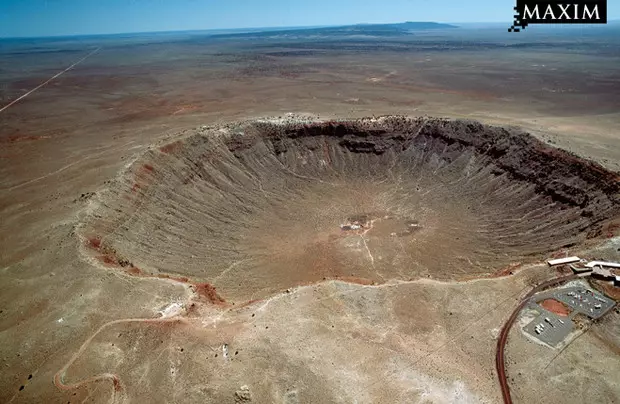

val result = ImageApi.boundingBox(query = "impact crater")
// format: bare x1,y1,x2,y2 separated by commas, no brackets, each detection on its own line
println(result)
78,117,620,301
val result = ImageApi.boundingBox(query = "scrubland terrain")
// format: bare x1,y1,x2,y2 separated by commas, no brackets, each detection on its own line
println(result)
1,24,619,403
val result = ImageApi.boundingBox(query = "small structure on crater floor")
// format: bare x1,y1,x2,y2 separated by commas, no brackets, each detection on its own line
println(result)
158,302,184,318
340,214,370,231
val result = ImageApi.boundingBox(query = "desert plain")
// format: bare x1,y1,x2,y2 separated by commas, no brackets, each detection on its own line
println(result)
1,23,619,403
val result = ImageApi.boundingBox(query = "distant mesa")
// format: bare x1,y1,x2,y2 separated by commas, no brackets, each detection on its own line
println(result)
358,21,459,30
210,21,458,39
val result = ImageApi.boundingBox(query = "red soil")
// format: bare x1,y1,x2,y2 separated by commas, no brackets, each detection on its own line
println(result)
539,299,571,317
142,164,154,172
99,255,117,265
112,377,122,392
193,283,226,305
238,298,262,307
488,262,522,278
84,235,231,308
0,134,51,143
88,237,102,250
593,280,620,300
125,266,143,276
131,183,141,192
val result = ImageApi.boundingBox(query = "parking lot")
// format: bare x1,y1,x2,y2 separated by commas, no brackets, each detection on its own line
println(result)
523,312,573,347
553,287,615,319
522,285,615,347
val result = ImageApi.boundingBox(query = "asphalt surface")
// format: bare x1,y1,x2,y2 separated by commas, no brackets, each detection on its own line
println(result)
495,274,579,404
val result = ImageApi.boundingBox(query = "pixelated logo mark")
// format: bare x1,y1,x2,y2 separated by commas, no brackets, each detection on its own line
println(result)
508,0,607,32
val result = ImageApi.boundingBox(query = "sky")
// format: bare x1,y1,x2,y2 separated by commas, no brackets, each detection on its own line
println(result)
1,0,619,38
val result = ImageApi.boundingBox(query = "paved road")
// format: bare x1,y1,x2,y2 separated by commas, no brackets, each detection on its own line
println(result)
495,274,579,404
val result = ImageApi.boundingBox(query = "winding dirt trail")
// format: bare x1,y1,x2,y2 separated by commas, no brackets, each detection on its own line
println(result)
52,316,188,403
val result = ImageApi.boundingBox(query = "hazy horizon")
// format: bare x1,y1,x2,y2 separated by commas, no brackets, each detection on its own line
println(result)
2,20,620,40
2,0,619,38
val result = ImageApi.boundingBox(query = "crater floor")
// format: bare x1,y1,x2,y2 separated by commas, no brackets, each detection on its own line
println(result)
79,117,620,301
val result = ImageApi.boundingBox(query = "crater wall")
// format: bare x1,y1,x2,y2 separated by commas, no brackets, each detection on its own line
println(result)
78,117,620,301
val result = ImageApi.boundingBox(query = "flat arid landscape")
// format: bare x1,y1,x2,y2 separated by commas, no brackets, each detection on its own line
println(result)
1,21,619,404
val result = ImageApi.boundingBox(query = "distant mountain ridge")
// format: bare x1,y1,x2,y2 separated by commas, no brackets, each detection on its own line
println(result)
356,21,458,30
210,21,458,39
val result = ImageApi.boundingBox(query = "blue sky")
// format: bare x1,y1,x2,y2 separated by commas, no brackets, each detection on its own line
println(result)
1,0,619,37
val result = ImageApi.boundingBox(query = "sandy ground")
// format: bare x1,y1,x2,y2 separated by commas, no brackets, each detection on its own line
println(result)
1,31,619,403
